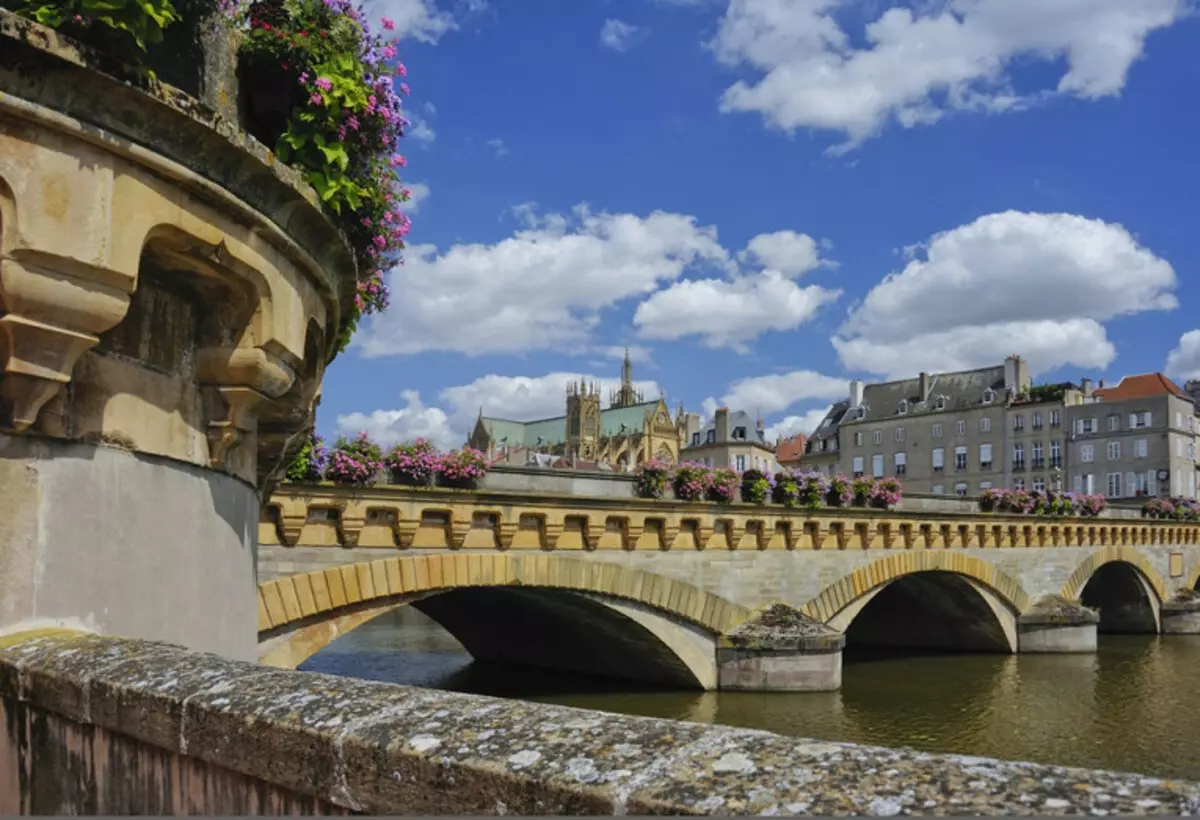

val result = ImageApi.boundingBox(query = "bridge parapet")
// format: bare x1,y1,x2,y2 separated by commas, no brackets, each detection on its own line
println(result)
6,631,1200,815
264,483,1200,553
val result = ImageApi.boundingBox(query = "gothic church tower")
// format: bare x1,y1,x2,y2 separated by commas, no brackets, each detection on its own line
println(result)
566,379,601,460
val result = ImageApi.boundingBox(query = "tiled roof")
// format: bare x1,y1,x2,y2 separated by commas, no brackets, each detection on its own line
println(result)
1093,373,1188,402
776,434,806,463
808,401,849,442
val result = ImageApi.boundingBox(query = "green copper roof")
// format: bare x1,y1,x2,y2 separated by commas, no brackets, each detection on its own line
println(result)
479,400,664,448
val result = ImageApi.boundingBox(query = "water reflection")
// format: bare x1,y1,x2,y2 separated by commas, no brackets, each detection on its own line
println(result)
301,607,1200,780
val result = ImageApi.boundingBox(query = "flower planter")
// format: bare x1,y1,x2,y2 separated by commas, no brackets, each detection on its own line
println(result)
980,500,996,513
436,476,478,491
389,470,431,487
238,52,305,149
852,495,869,507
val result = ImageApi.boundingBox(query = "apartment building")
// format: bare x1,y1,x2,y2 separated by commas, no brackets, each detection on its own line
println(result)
803,355,1097,496
680,408,780,474
1065,374,1198,500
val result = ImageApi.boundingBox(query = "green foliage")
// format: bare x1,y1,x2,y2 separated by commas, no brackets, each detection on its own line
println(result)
16,0,181,68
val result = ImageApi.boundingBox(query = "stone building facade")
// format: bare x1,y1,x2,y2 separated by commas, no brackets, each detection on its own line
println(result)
678,408,780,474
469,351,697,470
806,358,1200,500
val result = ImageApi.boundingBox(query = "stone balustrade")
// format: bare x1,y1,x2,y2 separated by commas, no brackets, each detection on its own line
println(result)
5,631,1200,815
263,482,1200,553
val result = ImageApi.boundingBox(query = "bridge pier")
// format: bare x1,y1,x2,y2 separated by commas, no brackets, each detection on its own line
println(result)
1160,598,1200,634
716,604,845,692
1016,596,1099,653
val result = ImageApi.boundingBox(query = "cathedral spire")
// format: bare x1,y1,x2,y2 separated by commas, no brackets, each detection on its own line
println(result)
622,347,632,387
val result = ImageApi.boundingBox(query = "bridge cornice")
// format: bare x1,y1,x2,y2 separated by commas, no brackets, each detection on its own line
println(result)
264,483,1200,552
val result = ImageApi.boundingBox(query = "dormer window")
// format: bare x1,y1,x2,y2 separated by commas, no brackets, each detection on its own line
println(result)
855,407,867,420
934,396,947,411
733,426,747,440
982,388,996,404
898,400,908,415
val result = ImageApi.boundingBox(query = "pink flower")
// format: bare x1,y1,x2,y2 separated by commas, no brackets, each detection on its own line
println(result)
315,76,333,91
381,16,394,29
310,92,324,105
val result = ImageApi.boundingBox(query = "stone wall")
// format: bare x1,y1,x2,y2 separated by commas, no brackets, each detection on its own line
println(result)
4,631,1199,815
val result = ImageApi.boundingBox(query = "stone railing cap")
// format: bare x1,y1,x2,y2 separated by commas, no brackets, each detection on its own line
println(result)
5,632,1200,815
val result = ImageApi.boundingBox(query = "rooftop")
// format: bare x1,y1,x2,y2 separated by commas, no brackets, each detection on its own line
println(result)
1093,373,1189,403
776,434,807,463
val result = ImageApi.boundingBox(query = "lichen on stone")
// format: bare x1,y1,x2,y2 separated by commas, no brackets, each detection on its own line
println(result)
1019,595,1100,626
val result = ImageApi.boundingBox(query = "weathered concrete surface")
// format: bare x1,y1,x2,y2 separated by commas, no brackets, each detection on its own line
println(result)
0,437,258,661
5,632,1200,816
717,604,844,692
1017,596,1100,653
1161,595,1200,634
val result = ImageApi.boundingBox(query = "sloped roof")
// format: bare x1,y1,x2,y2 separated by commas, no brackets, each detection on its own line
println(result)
1093,373,1188,403
808,401,849,443
858,365,1005,422
776,434,807,463
694,409,765,442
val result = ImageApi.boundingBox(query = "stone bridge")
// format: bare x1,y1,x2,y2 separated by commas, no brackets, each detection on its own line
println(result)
257,484,1200,692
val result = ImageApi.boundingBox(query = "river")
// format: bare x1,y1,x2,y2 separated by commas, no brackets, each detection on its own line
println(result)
301,607,1200,780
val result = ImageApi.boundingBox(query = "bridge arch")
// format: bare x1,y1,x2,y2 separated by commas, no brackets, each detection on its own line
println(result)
1060,547,1165,634
257,553,752,690
802,553,1032,654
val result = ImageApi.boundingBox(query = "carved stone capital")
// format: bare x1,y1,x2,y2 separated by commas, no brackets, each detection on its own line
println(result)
204,385,269,469
0,254,133,431
197,346,297,398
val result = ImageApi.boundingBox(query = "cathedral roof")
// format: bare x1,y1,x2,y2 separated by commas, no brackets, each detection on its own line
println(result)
478,400,664,448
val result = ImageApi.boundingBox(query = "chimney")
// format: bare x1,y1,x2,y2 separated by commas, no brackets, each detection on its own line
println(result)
918,371,930,401
715,407,730,442
1098,378,1106,389
1081,378,1093,398
848,379,864,407
1003,355,1029,394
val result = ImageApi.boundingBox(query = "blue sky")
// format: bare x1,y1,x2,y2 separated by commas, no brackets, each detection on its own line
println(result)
321,0,1200,450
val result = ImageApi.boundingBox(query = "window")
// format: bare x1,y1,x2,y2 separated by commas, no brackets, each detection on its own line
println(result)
855,407,867,420
1077,418,1097,435
979,443,993,469
1013,477,1026,491
1032,476,1045,492
1033,411,1043,430
1082,473,1095,494
1133,472,1150,496
1032,442,1044,468
983,388,996,404
1106,472,1123,498
955,420,966,435
872,454,884,478
980,481,993,490
1177,437,1185,458
1135,438,1147,458
1177,411,1184,429
706,429,716,443
1081,444,1094,463
691,432,700,446
851,456,864,477
894,451,907,476
954,482,968,497
932,423,943,438
1073,475,1082,493
1012,414,1024,431
735,455,746,471
954,446,967,471
1050,440,1062,467
733,426,747,440
1131,411,1151,428
932,484,945,495
1012,443,1025,471
895,427,905,442
980,417,991,433
935,396,947,410
932,447,945,470
854,431,863,447
1107,441,1121,460
1050,409,1061,428
873,429,883,445
898,400,908,415
1107,414,1120,432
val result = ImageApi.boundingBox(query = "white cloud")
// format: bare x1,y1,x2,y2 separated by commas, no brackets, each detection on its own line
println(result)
365,0,455,43
405,111,437,143
736,230,828,277
357,203,731,357
1166,331,1200,383
398,181,431,213
486,138,509,158
717,369,849,415
336,389,458,450
586,344,654,364
833,211,1177,380
764,407,831,443
634,271,840,350
600,18,642,51
336,371,665,450
710,0,1188,152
